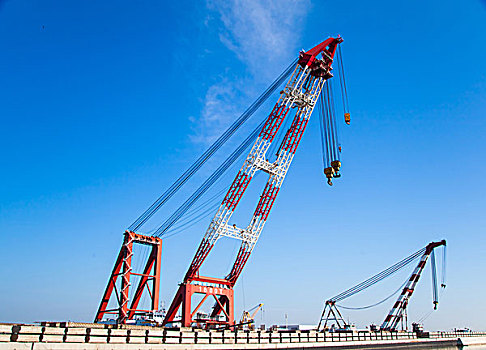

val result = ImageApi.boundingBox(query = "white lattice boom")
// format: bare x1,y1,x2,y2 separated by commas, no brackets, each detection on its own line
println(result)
163,37,343,327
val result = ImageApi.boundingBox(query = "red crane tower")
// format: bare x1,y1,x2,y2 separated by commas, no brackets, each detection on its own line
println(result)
95,231,162,324
162,37,344,328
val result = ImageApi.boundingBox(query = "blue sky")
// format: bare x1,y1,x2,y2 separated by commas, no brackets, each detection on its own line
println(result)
1,0,485,330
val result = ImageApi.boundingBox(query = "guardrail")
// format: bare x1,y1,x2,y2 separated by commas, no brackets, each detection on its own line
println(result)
429,331,486,338
0,324,417,345
0,323,484,345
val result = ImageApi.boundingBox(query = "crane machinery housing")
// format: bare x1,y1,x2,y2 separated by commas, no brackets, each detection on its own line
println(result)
94,35,351,328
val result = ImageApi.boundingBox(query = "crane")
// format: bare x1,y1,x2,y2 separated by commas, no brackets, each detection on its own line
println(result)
381,240,446,331
95,36,350,326
239,303,264,330
317,240,446,332
162,36,348,328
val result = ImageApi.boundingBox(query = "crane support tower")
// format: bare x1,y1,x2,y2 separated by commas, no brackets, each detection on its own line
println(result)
95,231,162,324
163,36,344,328
381,239,446,331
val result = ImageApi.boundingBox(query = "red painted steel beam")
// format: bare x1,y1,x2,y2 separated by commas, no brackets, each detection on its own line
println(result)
95,231,162,324
95,248,124,322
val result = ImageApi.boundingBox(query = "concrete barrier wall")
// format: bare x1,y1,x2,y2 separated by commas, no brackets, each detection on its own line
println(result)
0,323,483,348
0,324,423,345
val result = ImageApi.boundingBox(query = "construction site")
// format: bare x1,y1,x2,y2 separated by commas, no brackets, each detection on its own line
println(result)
1,1,486,349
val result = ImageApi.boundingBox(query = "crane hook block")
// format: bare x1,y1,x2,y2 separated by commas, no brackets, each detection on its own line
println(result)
344,113,351,125
331,160,342,178
324,166,334,186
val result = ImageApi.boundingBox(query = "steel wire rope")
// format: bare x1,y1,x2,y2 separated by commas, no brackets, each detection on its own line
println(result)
153,117,267,237
417,288,446,324
162,202,221,237
431,250,438,304
318,91,330,169
331,251,422,302
324,82,338,162
336,47,347,114
328,81,337,161
128,58,298,232
330,248,426,302
161,171,262,237
157,119,270,235
162,202,225,240
329,80,340,161
324,83,336,161
332,248,425,300
323,84,333,161
337,279,409,310
441,245,446,287
322,84,333,167
187,124,270,223
152,123,265,240
337,45,350,113
161,187,228,227
331,254,419,302
140,185,229,236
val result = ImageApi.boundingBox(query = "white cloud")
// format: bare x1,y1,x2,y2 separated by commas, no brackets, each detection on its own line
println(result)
192,0,311,147
189,77,239,146
208,0,311,77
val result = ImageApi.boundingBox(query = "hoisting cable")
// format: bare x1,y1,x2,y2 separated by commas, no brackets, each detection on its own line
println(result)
153,118,266,237
329,79,341,177
337,45,351,125
337,279,408,310
431,250,439,309
160,191,225,235
320,81,342,186
417,287,446,324
128,58,298,232
318,94,329,173
162,202,220,239
330,248,424,302
330,247,426,303
328,81,339,163
418,247,447,323
441,244,447,288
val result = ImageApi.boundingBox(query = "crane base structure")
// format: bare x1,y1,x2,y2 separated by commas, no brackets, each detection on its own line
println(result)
94,231,162,324
166,276,235,328
318,301,347,330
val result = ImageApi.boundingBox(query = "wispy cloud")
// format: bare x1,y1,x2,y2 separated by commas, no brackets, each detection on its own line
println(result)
189,77,239,146
191,0,311,147
208,0,311,77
